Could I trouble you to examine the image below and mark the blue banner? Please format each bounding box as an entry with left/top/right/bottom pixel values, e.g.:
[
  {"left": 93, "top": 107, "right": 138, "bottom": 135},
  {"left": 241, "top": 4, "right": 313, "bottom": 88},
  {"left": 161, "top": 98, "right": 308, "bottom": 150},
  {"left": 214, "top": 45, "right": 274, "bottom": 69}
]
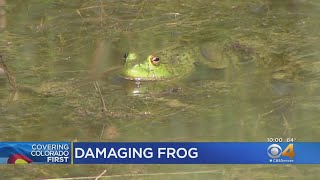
[
  {"left": 0, "top": 142, "right": 71, "bottom": 164},
  {"left": 1, "top": 142, "right": 320, "bottom": 164},
  {"left": 73, "top": 142, "right": 320, "bottom": 164}
]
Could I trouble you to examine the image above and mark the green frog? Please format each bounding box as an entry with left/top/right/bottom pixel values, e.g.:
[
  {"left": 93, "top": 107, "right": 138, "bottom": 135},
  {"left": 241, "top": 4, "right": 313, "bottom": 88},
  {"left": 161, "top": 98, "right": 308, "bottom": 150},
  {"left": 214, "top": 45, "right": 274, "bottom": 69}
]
[
  {"left": 121, "top": 46, "right": 197, "bottom": 81},
  {"left": 120, "top": 41, "right": 255, "bottom": 81}
]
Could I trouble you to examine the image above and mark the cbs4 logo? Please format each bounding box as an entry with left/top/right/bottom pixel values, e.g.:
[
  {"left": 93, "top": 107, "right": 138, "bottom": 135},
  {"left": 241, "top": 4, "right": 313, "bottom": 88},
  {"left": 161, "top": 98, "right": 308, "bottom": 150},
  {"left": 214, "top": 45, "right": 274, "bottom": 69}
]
[{"left": 267, "top": 144, "right": 295, "bottom": 159}]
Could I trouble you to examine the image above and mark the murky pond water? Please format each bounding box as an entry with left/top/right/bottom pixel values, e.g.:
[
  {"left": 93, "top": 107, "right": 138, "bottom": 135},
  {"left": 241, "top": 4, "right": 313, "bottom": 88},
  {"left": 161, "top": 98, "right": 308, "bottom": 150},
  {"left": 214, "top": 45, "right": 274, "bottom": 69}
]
[{"left": 0, "top": 0, "right": 320, "bottom": 179}]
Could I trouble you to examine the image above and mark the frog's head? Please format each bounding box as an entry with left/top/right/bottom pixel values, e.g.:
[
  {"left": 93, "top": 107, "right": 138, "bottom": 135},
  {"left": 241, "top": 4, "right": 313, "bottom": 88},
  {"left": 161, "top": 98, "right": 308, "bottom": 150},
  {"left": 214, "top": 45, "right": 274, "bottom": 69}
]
[{"left": 120, "top": 52, "right": 175, "bottom": 81}]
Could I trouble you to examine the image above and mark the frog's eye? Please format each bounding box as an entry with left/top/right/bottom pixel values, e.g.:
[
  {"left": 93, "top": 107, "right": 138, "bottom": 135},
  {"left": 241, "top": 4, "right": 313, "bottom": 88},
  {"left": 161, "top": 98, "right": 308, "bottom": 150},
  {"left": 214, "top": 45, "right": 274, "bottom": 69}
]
[{"left": 150, "top": 56, "right": 160, "bottom": 66}]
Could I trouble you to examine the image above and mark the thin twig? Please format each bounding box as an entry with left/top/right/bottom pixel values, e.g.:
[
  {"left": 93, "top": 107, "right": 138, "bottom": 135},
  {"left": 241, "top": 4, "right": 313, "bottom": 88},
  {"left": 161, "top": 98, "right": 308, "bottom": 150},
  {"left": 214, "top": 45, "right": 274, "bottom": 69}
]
[
  {"left": 99, "top": 124, "right": 105, "bottom": 140},
  {"left": 0, "top": 55, "right": 17, "bottom": 89},
  {"left": 282, "top": 114, "right": 291, "bottom": 137},
  {"left": 76, "top": 9, "right": 83, "bottom": 18},
  {"left": 95, "top": 170, "right": 107, "bottom": 180},
  {"left": 159, "top": 105, "right": 193, "bottom": 118},
  {"left": 93, "top": 81, "right": 108, "bottom": 112},
  {"left": 77, "top": 5, "right": 108, "bottom": 11},
  {"left": 99, "top": 0, "right": 105, "bottom": 27}
]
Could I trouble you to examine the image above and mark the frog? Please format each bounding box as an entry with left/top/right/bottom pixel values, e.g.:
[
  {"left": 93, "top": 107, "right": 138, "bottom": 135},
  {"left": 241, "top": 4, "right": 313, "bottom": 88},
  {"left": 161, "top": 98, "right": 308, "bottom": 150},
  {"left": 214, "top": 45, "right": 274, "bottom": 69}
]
[
  {"left": 120, "top": 45, "right": 197, "bottom": 81},
  {"left": 120, "top": 41, "right": 255, "bottom": 81}
]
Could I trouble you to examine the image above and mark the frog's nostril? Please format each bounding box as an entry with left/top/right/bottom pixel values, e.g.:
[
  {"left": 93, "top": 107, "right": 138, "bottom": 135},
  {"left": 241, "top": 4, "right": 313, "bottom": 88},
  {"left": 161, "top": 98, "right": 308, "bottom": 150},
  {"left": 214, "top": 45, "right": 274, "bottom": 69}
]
[{"left": 123, "top": 53, "right": 128, "bottom": 60}]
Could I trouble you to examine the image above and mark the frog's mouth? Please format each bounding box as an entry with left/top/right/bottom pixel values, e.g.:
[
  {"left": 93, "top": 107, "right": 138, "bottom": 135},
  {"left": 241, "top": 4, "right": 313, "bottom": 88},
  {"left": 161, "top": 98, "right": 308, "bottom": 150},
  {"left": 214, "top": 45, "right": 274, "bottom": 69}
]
[{"left": 120, "top": 73, "right": 167, "bottom": 81}]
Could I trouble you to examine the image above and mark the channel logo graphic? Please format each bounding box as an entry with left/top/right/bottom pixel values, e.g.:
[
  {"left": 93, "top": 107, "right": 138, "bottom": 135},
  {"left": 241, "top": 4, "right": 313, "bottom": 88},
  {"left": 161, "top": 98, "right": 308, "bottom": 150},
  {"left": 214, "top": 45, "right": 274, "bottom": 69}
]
[
  {"left": 0, "top": 143, "right": 71, "bottom": 164},
  {"left": 267, "top": 144, "right": 295, "bottom": 163},
  {"left": 0, "top": 145, "right": 34, "bottom": 164}
]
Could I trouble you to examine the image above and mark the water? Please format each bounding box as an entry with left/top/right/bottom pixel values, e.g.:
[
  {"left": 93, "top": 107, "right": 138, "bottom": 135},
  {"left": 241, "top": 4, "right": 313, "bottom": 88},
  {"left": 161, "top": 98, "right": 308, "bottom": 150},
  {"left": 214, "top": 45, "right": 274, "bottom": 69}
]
[{"left": 0, "top": 0, "right": 320, "bottom": 179}]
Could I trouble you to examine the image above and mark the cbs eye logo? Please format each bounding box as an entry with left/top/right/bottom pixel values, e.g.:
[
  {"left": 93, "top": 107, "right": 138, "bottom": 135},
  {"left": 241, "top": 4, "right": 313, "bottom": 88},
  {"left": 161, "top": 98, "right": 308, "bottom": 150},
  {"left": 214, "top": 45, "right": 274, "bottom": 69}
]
[{"left": 267, "top": 144, "right": 295, "bottom": 159}]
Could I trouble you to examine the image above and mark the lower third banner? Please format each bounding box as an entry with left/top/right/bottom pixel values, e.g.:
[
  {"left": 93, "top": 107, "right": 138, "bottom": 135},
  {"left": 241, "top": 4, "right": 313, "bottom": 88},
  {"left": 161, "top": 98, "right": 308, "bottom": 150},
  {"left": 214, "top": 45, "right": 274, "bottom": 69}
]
[
  {"left": 73, "top": 142, "right": 320, "bottom": 164},
  {"left": 1, "top": 142, "right": 320, "bottom": 164}
]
